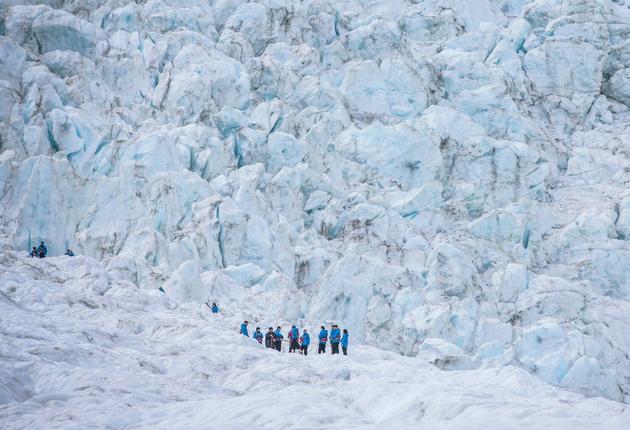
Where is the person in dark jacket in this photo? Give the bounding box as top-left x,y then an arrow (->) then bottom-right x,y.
288,325 -> 300,353
211,302 -> 219,313
64,249 -> 75,256
265,327 -> 275,348
300,329 -> 311,356
274,327 -> 283,352
30,247 -> 37,257
330,324 -> 341,354
37,241 -> 47,258
318,326 -> 328,354
240,321 -> 249,337
341,329 -> 349,356
253,327 -> 263,344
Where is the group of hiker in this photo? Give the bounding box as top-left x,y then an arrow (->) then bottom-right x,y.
29,241 -> 48,258
29,241 -> 75,258
208,303 -> 350,355
240,321 -> 349,356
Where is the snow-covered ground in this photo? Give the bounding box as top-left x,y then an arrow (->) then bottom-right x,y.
1,0 -> 630,426
1,253 -> 628,429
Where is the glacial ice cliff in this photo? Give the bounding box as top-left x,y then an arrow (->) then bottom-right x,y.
1,0 -> 630,404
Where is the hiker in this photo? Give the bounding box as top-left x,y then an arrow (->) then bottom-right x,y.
318,325 -> 328,354
30,247 -> 37,257
253,327 -> 263,344
37,241 -> 47,258
300,329 -> 310,356
265,327 -> 275,349
341,329 -> 349,356
64,249 -> 75,257
288,325 -> 300,353
211,302 -> 219,313
330,324 -> 341,354
274,326 -> 283,352
240,321 -> 249,337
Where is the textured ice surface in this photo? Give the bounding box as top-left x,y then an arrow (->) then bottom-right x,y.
0,253 -> 628,429
1,0 -> 630,421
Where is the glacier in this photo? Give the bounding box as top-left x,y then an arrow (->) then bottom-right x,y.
1,0 -> 630,427
1,253 -> 629,429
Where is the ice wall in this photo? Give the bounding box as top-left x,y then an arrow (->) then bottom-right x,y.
1,0 -> 629,401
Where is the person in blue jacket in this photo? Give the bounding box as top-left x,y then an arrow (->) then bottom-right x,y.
253,327 -> 263,344
240,321 -> 249,337
211,302 -> 219,313
37,241 -> 47,258
64,249 -> 75,257
274,327 -> 283,352
341,329 -> 349,356
300,329 -> 311,356
289,325 -> 300,353
330,324 -> 341,354
318,325 -> 328,354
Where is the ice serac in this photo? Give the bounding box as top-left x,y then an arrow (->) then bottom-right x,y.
523,0 -> 610,136
0,0 -> 630,407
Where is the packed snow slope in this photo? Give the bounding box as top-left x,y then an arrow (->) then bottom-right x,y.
1,253 -> 629,430
1,0 -> 630,407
